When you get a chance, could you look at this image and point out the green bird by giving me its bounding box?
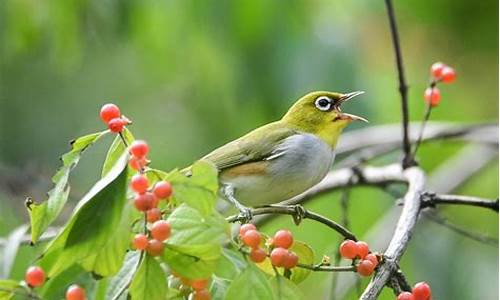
[196,91,366,217]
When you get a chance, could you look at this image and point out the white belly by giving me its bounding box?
[220,133,335,206]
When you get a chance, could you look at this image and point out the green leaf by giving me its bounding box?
[38,152,129,277]
[210,276,231,300]
[1,225,28,278]
[0,280,24,300]
[105,252,141,300]
[28,131,108,243]
[38,264,89,300]
[270,276,304,300]
[168,161,218,215]
[162,244,221,280]
[102,128,134,177]
[224,265,274,300]
[167,204,228,246]
[129,255,167,300]
[214,248,248,279]
[254,241,314,284]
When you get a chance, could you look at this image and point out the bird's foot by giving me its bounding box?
[291,204,306,225]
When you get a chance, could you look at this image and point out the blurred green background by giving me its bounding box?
[0,0,498,299]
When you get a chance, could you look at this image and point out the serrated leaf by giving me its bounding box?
[270,276,304,300]
[129,255,167,300]
[168,161,218,215]
[1,225,28,278]
[255,241,314,284]
[214,248,248,279]
[102,128,134,177]
[105,252,141,300]
[38,153,129,277]
[167,204,228,246]
[28,131,108,243]
[0,280,24,300]
[224,265,274,300]
[162,244,221,280]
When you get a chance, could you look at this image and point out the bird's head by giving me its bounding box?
[282,91,367,147]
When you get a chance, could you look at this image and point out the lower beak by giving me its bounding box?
[337,91,368,123]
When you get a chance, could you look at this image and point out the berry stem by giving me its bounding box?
[412,81,436,159]
[296,263,356,272]
[118,131,129,147]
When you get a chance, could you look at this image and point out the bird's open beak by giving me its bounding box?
[337,91,368,123]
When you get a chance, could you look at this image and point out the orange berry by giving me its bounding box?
[146,239,164,256]
[239,224,256,237]
[357,260,375,277]
[25,266,45,288]
[108,118,127,133]
[153,181,172,199]
[133,193,155,212]
[339,240,357,259]
[355,241,369,259]
[282,251,299,269]
[191,279,209,291]
[151,220,171,242]
[65,284,86,300]
[249,248,267,263]
[364,253,378,267]
[397,292,415,300]
[133,234,148,250]
[441,66,456,83]
[430,62,445,78]
[273,230,293,249]
[241,230,261,248]
[270,247,288,267]
[146,208,162,223]
[129,140,149,158]
[424,87,441,107]
[412,282,431,300]
[130,174,149,194]
[129,156,147,171]
[100,104,121,123]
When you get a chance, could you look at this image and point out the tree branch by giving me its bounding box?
[421,192,498,212]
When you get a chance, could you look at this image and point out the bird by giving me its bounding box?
[196,91,366,218]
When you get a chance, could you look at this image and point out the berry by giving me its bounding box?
[130,140,149,158]
[191,279,209,291]
[146,208,162,223]
[133,193,155,211]
[146,239,164,256]
[364,253,378,267]
[424,87,441,107]
[270,247,288,267]
[441,66,456,83]
[430,62,445,78]
[355,241,369,259]
[129,156,147,171]
[192,289,211,300]
[241,230,261,248]
[239,224,256,237]
[100,104,121,123]
[397,292,415,300]
[25,266,45,287]
[66,284,86,300]
[412,282,431,300]
[133,234,149,250]
[151,220,171,242]
[153,181,173,199]
[282,251,299,269]
[339,240,357,259]
[249,247,267,263]
[130,174,149,194]
[273,230,294,249]
[357,260,375,277]
[108,118,127,133]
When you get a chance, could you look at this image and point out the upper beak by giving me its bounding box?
[337,91,368,123]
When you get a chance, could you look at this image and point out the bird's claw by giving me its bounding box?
[292,204,306,225]
[237,207,253,223]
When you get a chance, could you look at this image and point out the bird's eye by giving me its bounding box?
[314,96,332,111]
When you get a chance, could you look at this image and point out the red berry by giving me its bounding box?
[357,260,375,277]
[430,62,445,78]
[151,220,171,242]
[424,87,441,107]
[282,251,299,269]
[191,279,209,291]
[239,224,256,237]
[339,240,357,259]
[364,253,378,267]
[355,241,369,259]
[273,230,294,249]
[133,192,155,211]
[412,282,432,300]
[153,181,172,199]
[129,156,147,171]
[25,266,45,287]
[192,289,211,300]
[397,292,415,300]
[241,230,261,248]
[441,66,456,83]
[146,208,162,223]
[133,234,149,250]
[100,103,121,123]
[146,239,164,256]
[108,118,126,133]
[66,284,86,300]
[249,247,267,263]
[130,174,149,194]
[270,247,288,267]
[130,140,149,158]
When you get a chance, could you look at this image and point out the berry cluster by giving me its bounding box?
[25,266,86,300]
[424,62,456,107]
[397,282,432,300]
[239,225,299,269]
[99,103,131,133]
[339,239,379,277]
[173,274,211,300]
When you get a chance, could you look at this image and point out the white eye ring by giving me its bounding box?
[314,96,332,111]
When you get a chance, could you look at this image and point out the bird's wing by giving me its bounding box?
[201,121,298,171]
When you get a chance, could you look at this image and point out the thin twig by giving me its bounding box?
[384,0,414,168]
[297,263,355,272]
[421,192,498,212]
